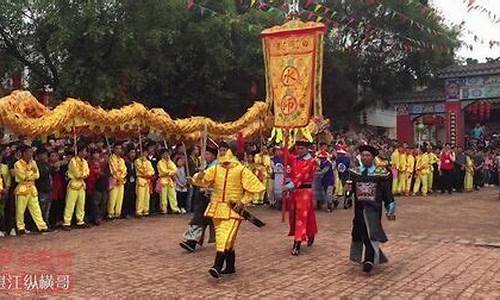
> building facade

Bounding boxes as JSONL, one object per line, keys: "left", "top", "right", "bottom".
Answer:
{"left": 391, "top": 61, "right": 500, "bottom": 146}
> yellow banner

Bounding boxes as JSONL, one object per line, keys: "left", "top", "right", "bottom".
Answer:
{"left": 262, "top": 20, "right": 325, "bottom": 129}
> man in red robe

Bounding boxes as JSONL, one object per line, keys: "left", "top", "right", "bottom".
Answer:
{"left": 284, "top": 139, "right": 318, "bottom": 256}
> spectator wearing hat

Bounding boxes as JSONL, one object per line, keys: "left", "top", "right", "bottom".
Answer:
{"left": 314, "top": 149, "right": 336, "bottom": 212}
{"left": 335, "top": 144, "right": 350, "bottom": 200}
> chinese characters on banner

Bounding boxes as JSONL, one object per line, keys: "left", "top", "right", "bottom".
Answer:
{"left": 262, "top": 19, "right": 325, "bottom": 129}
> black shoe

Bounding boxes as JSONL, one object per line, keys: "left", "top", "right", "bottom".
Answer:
{"left": 221, "top": 250, "right": 236, "bottom": 275}
{"left": 18, "top": 229, "right": 26, "bottom": 236}
{"left": 77, "top": 223, "right": 90, "bottom": 229}
{"left": 333, "top": 200, "right": 339, "bottom": 210}
{"left": 307, "top": 236, "right": 315, "bottom": 247}
{"left": 363, "top": 261, "right": 373, "bottom": 274}
{"left": 39, "top": 228, "right": 50, "bottom": 234}
{"left": 62, "top": 226, "right": 71, "bottom": 231}
{"left": 179, "top": 240, "right": 196, "bottom": 253}
{"left": 291, "top": 241, "right": 301, "bottom": 256}
{"left": 208, "top": 251, "right": 225, "bottom": 279}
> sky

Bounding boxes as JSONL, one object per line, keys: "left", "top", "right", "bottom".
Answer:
{"left": 431, "top": 0, "right": 500, "bottom": 62}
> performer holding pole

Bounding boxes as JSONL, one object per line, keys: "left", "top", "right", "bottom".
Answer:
{"left": 63, "top": 142, "right": 90, "bottom": 230}
{"left": 283, "top": 132, "right": 318, "bottom": 256}
{"left": 348, "top": 144, "right": 396, "bottom": 274}
{"left": 190, "top": 141, "right": 265, "bottom": 279}
{"left": 135, "top": 129, "right": 155, "bottom": 217}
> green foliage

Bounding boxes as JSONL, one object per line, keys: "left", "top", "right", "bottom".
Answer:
{"left": 0, "top": 0, "right": 461, "bottom": 126}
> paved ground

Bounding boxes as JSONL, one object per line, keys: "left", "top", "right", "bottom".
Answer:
{"left": 1, "top": 187, "right": 500, "bottom": 298}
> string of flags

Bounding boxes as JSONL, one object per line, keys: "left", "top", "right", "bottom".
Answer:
{"left": 185, "top": 0, "right": 500, "bottom": 54}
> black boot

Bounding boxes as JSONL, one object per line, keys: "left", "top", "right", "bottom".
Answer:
{"left": 208, "top": 251, "right": 226, "bottom": 279}
{"left": 179, "top": 240, "right": 197, "bottom": 253}
{"left": 291, "top": 241, "right": 301, "bottom": 256}
{"left": 307, "top": 236, "right": 315, "bottom": 247}
{"left": 221, "top": 250, "right": 236, "bottom": 275}
{"left": 363, "top": 261, "right": 373, "bottom": 274}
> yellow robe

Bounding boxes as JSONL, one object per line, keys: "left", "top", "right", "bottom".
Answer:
{"left": 108, "top": 154, "right": 127, "bottom": 218}
{"left": 157, "top": 158, "right": 179, "bottom": 213}
{"left": 64, "top": 156, "right": 90, "bottom": 226}
{"left": 14, "top": 159, "right": 47, "bottom": 231}
{"left": 192, "top": 152, "right": 265, "bottom": 251}
{"left": 397, "top": 153, "right": 407, "bottom": 194}
{"left": 135, "top": 156, "right": 155, "bottom": 216}
{"left": 427, "top": 152, "right": 439, "bottom": 192}
{"left": 1, "top": 163, "right": 11, "bottom": 191}
{"left": 254, "top": 153, "right": 272, "bottom": 204}
{"left": 464, "top": 156, "right": 474, "bottom": 192}
{"left": 390, "top": 150, "right": 400, "bottom": 194}
{"left": 413, "top": 153, "right": 430, "bottom": 196}
{"left": 405, "top": 154, "right": 415, "bottom": 195}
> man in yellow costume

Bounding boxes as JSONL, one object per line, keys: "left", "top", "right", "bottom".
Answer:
{"left": 397, "top": 144, "right": 407, "bottom": 195}
{"left": 135, "top": 148, "right": 155, "bottom": 217}
{"left": 412, "top": 148, "right": 430, "bottom": 196}
{"left": 390, "top": 145, "right": 400, "bottom": 195}
{"left": 108, "top": 143, "right": 127, "bottom": 219}
{"left": 63, "top": 144, "right": 90, "bottom": 230}
{"left": 191, "top": 142, "right": 265, "bottom": 279}
{"left": 254, "top": 147, "right": 272, "bottom": 204}
{"left": 426, "top": 146, "right": 439, "bottom": 194}
{"left": 404, "top": 148, "right": 415, "bottom": 196}
{"left": 14, "top": 145, "right": 48, "bottom": 234}
{"left": 157, "top": 149, "right": 180, "bottom": 214}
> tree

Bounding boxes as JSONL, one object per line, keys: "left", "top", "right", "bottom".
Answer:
{"left": 0, "top": 0, "right": 461, "bottom": 126}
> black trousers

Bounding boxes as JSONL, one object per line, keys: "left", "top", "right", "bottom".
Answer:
{"left": 474, "top": 170, "right": 483, "bottom": 189}
{"left": 177, "top": 191, "right": 188, "bottom": 210}
{"left": 440, "top": 169, "right": 453, "bottom": 194}
{"left": 362, "top": 223, "right": 375, "bottom": 263}
{"left": 49, "top": 200, "right": 65, "bottom": 227}
{"left": 86, "top": 191, "right": 106, "bottom": 224}
{"left": 123, "top": 183, "right": 136, "bottom": 217}
{"left": 455, "top": 168, "right": 465, "bottom": 192}
{"left": 1, "top": 190, "right": 16, "bottom": 234}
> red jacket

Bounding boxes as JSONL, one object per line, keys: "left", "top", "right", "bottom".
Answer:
{"left": 86, "top": 160, "right": 102, "bottom": 196}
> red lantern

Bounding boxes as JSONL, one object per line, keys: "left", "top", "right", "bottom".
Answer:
{"left": 485, "top": 102, "right": 491, "bottom": 120}
{"left": 478, "top": 101, "right": 486, "bottom": 121}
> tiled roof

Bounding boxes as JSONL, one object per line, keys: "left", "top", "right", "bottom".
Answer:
{"left": 438, "top": 61, "right": 500, "bottom": 79}
{"left": 388, "top": 89, "right": 445, "bottom": 104}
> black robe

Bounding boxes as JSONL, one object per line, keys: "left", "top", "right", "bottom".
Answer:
{"left": 349, "top": 167, "right": 395, "bottom": 265}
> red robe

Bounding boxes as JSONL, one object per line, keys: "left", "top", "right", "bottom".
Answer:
{"left": 287, "top": 152, "right": 318, "bottom": 242}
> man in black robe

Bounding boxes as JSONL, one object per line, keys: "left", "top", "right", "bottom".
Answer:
{"left": 349, "top": 144, "right": 396, "bottom": 274}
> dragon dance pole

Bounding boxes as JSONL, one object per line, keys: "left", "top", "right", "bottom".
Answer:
{"left": 282, "top": 128, "right": 290, "bottom": 223}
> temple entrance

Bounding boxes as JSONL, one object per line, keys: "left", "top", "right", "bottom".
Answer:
{"left": 413, "top": 114, "right": 446, "bottom": 147}
{"left": 463, "top": 99, "right": 500, "bottom": 147}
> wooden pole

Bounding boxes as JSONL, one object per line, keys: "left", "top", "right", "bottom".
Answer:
{"left": 200, "top": 123, "right": 208, "bottom": 170}
{"left": 282, "top": 127, "right": 290, "bottom": 223}
{"left": 182, "top": 141, "right": 190, "bottom": 176}
{"left": 73, "top": 126, "right": 77, "bottom": 157}
{"left": 138, "top": 126, "right": 143, "bottom": 156}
